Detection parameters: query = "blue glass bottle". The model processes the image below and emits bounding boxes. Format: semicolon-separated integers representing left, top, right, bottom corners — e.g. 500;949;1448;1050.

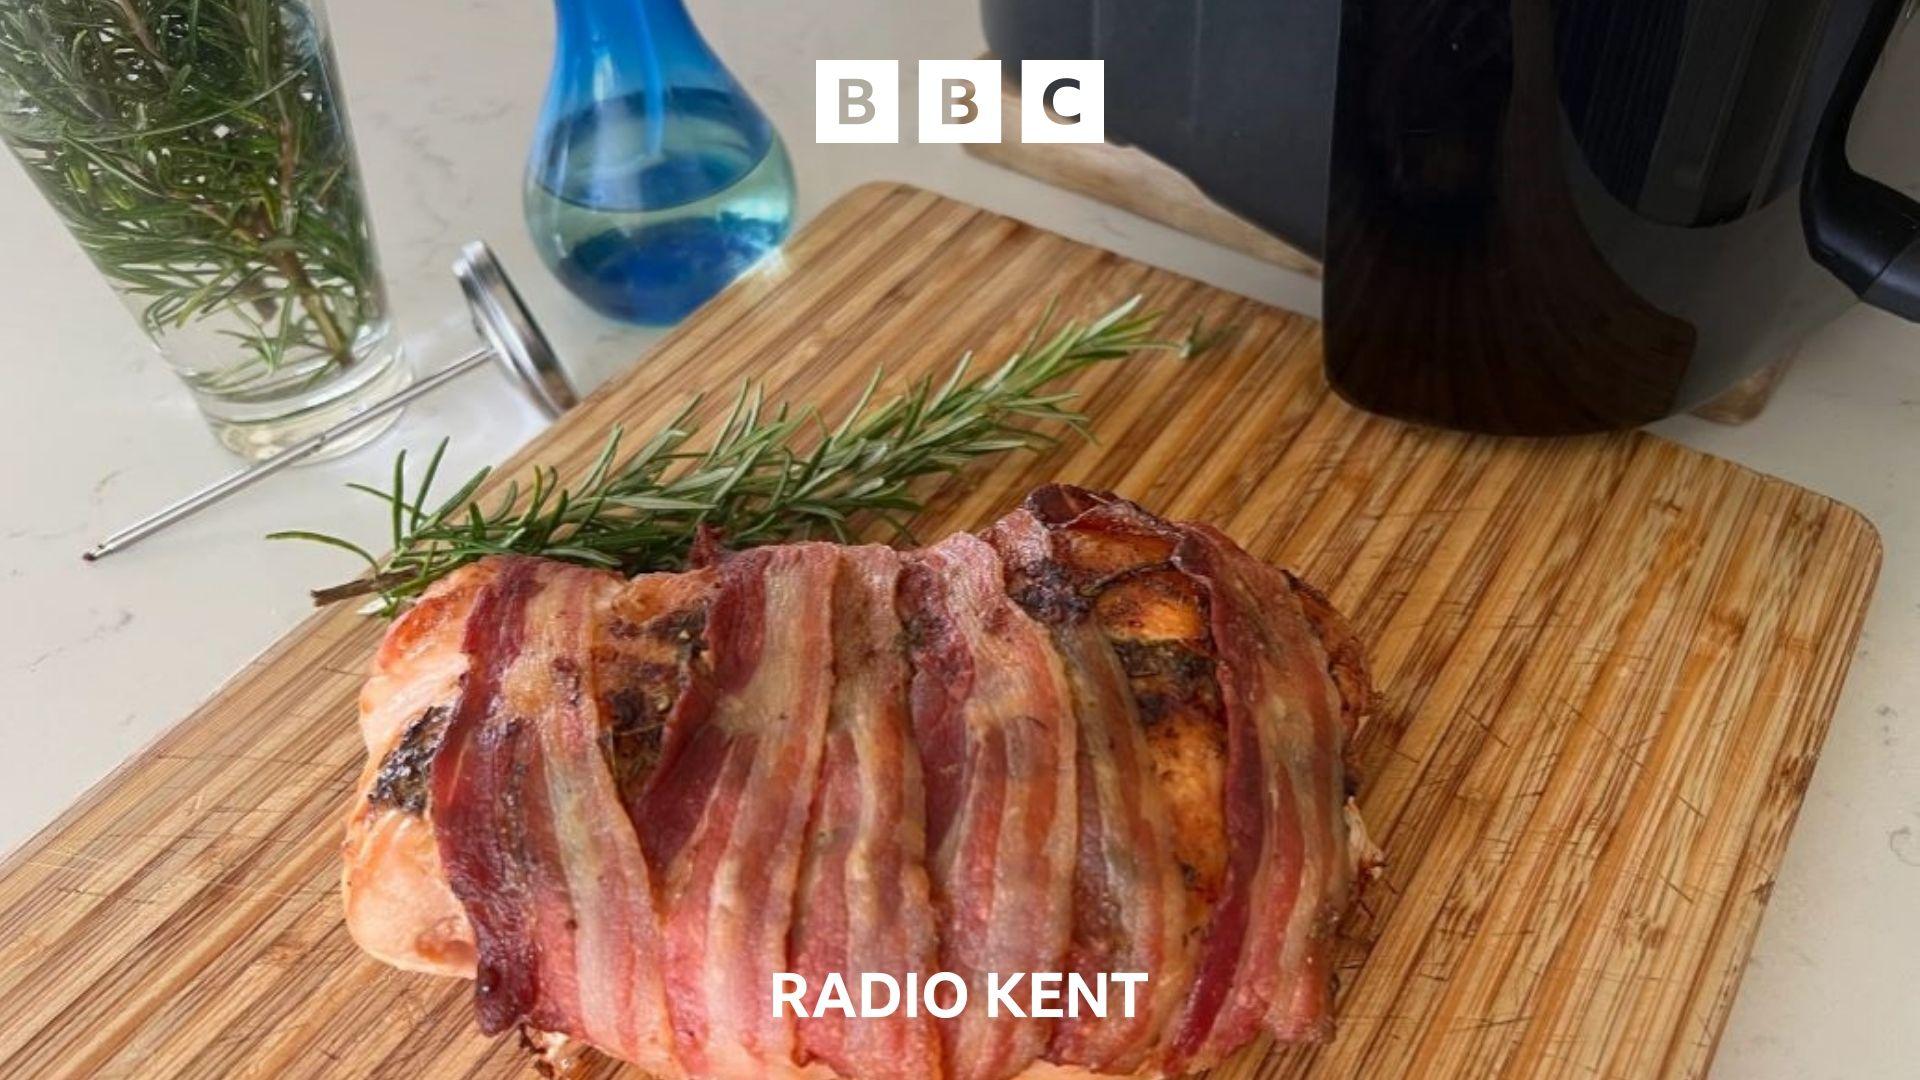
525;0;795;325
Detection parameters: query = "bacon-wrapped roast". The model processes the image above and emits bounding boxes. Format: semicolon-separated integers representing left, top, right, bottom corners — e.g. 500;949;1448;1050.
342;486;1377;1079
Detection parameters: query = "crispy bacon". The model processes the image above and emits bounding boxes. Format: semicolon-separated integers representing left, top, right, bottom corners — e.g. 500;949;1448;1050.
350;488;1371;1080
1178;523;1354;1049
791;546;944;1079
988;510;1192;1073
1022;486;1359;1066
429;557;681;1075
900;533;1078;1080
634;544;840;1077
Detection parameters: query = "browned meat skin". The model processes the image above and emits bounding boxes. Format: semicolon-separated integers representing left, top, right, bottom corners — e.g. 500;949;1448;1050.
1024;487;1369;739
597;569;715;807
1019;484;1373;923
1017;497;1232;921
343;562;500;979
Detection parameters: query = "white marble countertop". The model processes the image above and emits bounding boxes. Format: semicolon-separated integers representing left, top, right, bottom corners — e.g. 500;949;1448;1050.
0;1;1914;1076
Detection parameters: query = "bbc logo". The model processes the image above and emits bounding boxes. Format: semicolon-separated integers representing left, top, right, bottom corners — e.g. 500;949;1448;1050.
816;60;1103;145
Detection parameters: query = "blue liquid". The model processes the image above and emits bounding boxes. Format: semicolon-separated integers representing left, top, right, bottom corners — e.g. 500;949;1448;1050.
525;88;795;325
548;212;787;325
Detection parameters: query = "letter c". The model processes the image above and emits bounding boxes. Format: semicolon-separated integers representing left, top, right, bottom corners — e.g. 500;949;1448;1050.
1043;77;1081;123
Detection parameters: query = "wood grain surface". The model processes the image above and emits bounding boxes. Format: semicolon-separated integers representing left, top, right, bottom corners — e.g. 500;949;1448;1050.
0;184;1880;1080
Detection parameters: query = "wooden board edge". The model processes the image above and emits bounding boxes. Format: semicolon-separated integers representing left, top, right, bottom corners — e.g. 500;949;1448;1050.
0;183;1896;1080
0;600;358;875
1680;498;1882;1075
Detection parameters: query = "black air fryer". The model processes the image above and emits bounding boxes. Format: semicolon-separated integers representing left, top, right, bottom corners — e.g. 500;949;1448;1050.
983;0;1920;435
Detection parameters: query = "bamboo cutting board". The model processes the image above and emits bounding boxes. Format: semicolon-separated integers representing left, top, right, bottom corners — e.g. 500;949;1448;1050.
0;184;1880;1080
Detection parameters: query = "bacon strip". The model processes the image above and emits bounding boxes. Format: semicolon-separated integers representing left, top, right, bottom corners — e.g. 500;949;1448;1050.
791;546;944;1079
901;533;1077;1080
635;544;840;1077
1021;486;1357;1067
988;510;1193;1074
1198;522;1351;1045
430;557;680;1075
1175;523;1352;1049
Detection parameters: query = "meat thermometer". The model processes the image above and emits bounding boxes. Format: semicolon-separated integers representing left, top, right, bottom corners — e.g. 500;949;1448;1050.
81;242;578;562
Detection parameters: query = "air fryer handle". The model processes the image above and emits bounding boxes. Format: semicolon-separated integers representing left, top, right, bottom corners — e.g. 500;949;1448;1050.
1803;0;1920;321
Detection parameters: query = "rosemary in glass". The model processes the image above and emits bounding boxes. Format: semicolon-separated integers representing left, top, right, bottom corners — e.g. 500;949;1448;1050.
0;0;401;454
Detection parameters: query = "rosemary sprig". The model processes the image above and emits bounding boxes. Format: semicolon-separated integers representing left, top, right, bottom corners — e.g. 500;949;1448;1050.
277;297;1220;615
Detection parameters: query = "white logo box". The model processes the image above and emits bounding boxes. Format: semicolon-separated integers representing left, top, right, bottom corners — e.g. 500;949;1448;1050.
814;59;1104;144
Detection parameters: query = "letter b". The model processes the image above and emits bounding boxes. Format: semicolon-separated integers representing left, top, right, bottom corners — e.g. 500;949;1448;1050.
816;60;899;143
841;79;875;124
917;59;1001;143
944;79;979;124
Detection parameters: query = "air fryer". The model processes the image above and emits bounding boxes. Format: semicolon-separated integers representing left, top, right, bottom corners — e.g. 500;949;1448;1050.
982;0;1920;435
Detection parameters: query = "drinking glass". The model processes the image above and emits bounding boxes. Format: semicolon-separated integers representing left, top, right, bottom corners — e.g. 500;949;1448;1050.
0;0;408;460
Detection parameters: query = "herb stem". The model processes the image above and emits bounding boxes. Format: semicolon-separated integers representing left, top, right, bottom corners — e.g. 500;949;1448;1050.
274;245;353;362
112;0;172;74
310;570;414;607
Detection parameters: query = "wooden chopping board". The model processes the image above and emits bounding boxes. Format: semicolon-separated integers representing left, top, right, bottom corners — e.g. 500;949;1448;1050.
0;184;1880;1079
